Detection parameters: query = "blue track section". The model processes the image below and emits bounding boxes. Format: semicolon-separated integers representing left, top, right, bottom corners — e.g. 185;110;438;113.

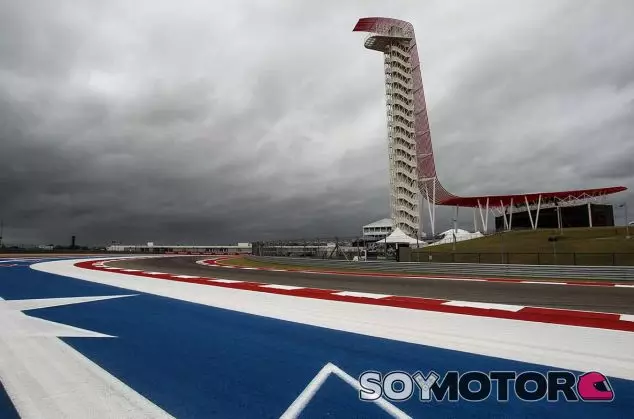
0;382;20;419
1;259;633;418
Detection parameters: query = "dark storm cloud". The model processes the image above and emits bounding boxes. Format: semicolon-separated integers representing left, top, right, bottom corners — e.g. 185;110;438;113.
1;0;633;245
428;1;634;203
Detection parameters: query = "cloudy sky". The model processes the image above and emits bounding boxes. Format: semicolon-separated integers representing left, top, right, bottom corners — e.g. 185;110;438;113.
1;0;632;246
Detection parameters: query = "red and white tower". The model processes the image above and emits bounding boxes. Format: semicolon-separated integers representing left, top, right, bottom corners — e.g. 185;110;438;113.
353;18;423;238
354;17;627;236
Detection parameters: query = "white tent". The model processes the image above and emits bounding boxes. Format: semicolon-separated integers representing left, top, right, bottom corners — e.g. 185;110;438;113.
383;227;420;245
427;228;484;247
439;228;472;237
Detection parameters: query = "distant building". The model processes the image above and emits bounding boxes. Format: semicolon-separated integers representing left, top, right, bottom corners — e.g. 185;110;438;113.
106;243;252;254
362;218;394;241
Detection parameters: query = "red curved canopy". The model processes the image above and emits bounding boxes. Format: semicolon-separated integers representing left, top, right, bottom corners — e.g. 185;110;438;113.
439;186;628;208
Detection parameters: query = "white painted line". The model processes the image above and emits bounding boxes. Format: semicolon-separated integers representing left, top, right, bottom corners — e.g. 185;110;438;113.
195;261;215;266
620;315;634;322
5;295;137;312
172;275;200;279
269;269;288;272
443;301;525;312
521;281;566;285
209;279;243;284
261;284;305;291
0;338;175;419
240;267;259;270
0;295;173;418
103;267;120;270
121;269;142;272
280;362;410;419
334;291;392;299
143;272;167;275
280;364;333;419
399;275;486;282
615;284;634;288
442;277;487;282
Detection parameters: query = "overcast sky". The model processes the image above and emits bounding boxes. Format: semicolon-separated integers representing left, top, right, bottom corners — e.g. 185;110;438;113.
1;0;633;246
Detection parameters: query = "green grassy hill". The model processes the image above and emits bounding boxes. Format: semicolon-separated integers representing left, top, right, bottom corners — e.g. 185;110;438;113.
412;227;634;265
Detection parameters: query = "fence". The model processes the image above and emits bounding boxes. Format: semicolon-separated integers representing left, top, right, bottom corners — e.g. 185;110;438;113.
251;240;634;266
247;256;634;281
251;237;426;261
409;251;634;266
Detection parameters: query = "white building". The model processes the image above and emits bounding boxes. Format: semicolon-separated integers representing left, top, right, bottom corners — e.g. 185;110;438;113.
362;218;394;241
356;24;421;238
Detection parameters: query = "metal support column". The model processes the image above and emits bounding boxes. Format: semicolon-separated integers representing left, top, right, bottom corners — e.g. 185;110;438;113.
525;196;535;230
587;202;593;228
534;194;542;229
500;200;509;231
508;198;514;230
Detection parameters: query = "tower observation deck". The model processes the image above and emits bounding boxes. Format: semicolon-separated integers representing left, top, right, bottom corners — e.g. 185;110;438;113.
353;17;627;235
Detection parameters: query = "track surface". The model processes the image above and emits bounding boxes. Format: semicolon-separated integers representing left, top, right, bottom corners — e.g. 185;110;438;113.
3;257;633;418
111;256;634;314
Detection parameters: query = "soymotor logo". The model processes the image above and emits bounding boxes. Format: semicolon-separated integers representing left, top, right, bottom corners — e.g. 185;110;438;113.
359;370;614;403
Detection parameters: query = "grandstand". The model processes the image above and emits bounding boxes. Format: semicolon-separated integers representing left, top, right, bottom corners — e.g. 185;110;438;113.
353;17;627;236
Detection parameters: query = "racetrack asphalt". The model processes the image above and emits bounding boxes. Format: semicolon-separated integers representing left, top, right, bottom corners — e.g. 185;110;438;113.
109;256;634;314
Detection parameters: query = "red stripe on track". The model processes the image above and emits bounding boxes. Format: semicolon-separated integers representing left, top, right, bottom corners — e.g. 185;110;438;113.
74;260;634;333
